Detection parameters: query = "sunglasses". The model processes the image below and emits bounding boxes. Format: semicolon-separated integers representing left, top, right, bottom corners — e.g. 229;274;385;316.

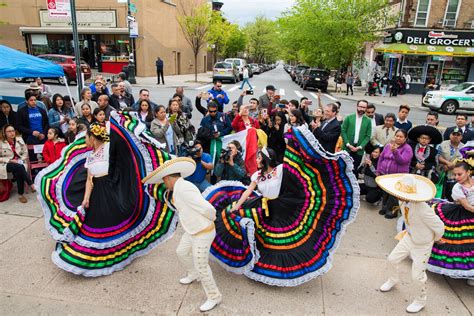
208;110;217;113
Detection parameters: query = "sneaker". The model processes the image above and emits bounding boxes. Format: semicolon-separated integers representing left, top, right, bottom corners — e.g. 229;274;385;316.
378;209;386;215
467;279;474;286
406;300;425;313
179;275;199;285
379;279;397;292
199;296;222;312
18;195;27;203
385;212;398;219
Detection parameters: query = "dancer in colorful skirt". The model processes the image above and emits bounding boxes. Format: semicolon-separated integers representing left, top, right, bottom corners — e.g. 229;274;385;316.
202;126;360;286
36;112;176;276
377;174;445;313
427;143;474;286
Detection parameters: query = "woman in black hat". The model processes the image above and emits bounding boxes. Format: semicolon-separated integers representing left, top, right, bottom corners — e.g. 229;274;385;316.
408;125;442;181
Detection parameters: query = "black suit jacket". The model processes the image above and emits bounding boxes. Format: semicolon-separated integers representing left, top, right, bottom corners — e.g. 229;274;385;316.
444;126;474;143
313;119;341;153
374;113;384;126
410;143;437;172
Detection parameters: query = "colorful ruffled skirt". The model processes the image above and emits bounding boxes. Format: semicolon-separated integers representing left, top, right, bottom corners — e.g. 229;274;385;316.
202;126;360;286
428;201;474;279
35;112;175;276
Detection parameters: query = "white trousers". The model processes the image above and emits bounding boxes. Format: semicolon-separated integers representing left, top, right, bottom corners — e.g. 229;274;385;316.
176;230;221;301
387;234;433;304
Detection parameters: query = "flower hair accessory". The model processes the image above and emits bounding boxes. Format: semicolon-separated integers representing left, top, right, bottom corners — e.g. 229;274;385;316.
89;123;110;142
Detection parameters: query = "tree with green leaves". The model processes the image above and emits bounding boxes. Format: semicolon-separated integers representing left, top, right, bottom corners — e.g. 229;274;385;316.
176;1;211;82
244;16;279;64
207;12;247;61
278;0;396;69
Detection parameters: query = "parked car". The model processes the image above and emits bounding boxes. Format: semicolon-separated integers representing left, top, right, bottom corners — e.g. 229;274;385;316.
14;54;92;85
300;68;330;92
422;82;474;114
212;61;239;83
290;65;309;81
225;58;249;79
250;63;262;74
295;69;307;86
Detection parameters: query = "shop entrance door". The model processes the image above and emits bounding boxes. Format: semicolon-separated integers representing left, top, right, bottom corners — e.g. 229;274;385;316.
425;63;440;86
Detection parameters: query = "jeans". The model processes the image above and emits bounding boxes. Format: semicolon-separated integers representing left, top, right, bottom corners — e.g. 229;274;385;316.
381;84;388;97
346;84;353;95
191;179;211;193
176;230;221;301
6;162;32;195
240;78;253;90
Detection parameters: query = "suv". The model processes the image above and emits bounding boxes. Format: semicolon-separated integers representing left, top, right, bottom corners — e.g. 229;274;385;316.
14;54;92;85
422;82;474;114
290;65;309;81
212;62;239;83
300;68;330;92
225;58;250;79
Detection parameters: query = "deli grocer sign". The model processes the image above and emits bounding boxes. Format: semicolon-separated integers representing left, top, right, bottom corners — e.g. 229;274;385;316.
386;29;474;47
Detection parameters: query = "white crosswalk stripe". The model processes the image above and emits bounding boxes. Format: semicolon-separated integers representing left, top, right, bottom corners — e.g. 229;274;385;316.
324;93;338;101
294;90;304;98
195;84;211;90
310;92;320;100
279;88;285;96
262;88;267;94
228;85;240;92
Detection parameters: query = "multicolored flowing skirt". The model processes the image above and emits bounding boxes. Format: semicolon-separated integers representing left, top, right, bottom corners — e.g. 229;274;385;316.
202;126;360;286
428;202;474;279
35;112;175;277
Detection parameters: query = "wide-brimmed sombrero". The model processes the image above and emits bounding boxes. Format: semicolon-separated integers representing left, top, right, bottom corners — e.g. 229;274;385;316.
408;125;443;145
375;173;436;202
142;157;196;184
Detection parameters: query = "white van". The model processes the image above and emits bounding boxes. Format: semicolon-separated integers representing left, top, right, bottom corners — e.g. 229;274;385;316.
224;58;249;80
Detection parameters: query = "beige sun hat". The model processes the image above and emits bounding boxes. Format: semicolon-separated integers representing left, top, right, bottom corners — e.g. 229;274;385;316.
375;173;436;202
142;157;196;185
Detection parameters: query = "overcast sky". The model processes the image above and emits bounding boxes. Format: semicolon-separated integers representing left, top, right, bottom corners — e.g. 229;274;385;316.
220;0;295;26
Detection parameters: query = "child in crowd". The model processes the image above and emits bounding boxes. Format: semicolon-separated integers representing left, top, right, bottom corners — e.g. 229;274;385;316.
42;127;67;165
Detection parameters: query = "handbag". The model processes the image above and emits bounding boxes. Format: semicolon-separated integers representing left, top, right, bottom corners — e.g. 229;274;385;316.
0;179;13;202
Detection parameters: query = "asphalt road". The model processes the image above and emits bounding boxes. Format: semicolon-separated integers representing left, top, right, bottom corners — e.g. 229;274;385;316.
0;66;461;129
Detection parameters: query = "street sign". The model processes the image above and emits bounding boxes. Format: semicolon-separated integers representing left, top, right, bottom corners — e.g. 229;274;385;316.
47;0;71;18
129;20;139;38
129;3;137;13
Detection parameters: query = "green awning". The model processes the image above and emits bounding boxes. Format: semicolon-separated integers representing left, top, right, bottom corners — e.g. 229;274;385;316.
375;43;474;57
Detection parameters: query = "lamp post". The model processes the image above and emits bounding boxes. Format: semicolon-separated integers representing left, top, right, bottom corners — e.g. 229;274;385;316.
69;0;83;97
126;0;137;84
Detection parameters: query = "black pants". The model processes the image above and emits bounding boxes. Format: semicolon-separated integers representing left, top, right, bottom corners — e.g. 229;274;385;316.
381;191;398;215
346;84;353;95
444;180;456;202
349;152;363;177
157;70;165;84
6;163;32;195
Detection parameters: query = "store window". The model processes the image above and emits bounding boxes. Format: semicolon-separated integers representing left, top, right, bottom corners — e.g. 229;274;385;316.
99;35;130;63
402;55;427;83
444;0;460;27
441;57;467;85
415;0;431;27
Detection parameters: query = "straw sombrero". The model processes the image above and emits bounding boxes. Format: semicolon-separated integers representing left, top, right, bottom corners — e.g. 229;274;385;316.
142;157;196;184
375;173;436;202
408;125;443;145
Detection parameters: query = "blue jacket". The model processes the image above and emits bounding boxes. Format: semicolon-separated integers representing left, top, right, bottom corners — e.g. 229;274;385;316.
48;107;75;129
200;112;232;137
207;88;229;112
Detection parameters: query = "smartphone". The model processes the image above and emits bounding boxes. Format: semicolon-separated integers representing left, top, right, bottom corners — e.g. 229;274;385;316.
307;100;313;105
245;90;254;95
261;109;268;116
169;113;177;124
277;103;286;108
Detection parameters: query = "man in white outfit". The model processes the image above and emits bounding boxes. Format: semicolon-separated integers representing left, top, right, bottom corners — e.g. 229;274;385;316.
143;157;222;312
376;174;445;313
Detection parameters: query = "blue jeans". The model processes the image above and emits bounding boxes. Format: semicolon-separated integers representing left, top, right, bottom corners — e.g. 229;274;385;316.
240;78;253;90
191;179;212;192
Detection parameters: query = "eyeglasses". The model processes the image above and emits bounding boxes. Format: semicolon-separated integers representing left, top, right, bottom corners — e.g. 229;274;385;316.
208;110;217;113
216;85;222;88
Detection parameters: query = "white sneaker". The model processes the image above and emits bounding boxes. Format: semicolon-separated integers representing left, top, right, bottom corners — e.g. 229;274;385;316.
406;300;425;313
379;279;397;292
199;297;222;312
467;279;474;286
179;275;199;285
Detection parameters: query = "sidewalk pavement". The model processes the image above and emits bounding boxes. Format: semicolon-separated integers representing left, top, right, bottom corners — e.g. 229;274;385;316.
1;189;472;315
135;72;214;89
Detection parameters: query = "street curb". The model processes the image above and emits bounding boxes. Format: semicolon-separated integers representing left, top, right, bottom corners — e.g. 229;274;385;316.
337;95;425;110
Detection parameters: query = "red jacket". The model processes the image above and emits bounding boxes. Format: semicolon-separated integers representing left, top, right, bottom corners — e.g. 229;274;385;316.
231;114;260;133
42;139;67;164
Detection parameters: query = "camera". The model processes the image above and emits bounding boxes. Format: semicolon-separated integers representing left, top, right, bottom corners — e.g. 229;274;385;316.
220;148;232;162
245;90;254;95
180;141;200;160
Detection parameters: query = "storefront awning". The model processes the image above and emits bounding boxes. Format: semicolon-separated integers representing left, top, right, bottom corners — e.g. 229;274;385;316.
375;43;474;57
19;27;129;35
